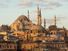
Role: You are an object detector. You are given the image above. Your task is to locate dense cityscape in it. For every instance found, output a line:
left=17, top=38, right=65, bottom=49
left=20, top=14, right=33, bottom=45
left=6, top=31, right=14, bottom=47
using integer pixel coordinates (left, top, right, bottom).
left=0, top=6, right=68, bottom=51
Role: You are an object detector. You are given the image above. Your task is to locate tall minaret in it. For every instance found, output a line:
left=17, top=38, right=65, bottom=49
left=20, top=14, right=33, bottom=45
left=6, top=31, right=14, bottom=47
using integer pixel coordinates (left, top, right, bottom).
left=44, top=18, right=46, bottom=29
left=54, top=16, right=56, bottom=26
left=37, top=6, right=42, bottom=26
left=27, top=10, right=29, bottom=19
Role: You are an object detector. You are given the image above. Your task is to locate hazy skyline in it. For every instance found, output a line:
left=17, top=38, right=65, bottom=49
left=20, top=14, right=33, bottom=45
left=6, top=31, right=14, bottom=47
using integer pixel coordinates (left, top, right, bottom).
left=0, top=0, right=68, bottom=28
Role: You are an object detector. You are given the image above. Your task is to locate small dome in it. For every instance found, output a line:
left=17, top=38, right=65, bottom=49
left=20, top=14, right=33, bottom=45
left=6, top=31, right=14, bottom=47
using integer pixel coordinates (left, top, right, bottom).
left=49, top=25, right=57, bottom=30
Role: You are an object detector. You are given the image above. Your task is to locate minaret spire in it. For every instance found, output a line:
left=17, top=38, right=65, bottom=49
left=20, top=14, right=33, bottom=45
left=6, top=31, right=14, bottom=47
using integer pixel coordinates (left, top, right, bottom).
left=37, top=5, right=42, bottom=26
left=44, top=18, right=46, bottom=29
left=27, top=10, right=29, bottom=19
left=54, top=16, right=56, bottom=26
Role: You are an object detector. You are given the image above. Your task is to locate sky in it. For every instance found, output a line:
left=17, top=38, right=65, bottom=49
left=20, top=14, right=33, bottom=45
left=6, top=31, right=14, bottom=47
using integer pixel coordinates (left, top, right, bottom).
left=0, top=0, right=68, bottom=28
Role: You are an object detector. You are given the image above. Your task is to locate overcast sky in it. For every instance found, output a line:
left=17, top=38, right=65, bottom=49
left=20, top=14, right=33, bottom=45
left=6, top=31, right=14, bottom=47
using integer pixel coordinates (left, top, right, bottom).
left=0, top=0, right=68, bottom=28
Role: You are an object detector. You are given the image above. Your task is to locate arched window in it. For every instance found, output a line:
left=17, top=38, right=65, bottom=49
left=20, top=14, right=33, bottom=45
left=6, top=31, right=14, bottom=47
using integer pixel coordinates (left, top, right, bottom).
left=30, top=30, right=32, bottom=33
left=0, top=45, right=1, bottom=48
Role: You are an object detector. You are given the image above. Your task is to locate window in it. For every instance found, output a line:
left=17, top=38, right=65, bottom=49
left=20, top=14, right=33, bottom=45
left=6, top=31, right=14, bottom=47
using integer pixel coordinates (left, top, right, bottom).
left=0, top=45, right=1, bottom=48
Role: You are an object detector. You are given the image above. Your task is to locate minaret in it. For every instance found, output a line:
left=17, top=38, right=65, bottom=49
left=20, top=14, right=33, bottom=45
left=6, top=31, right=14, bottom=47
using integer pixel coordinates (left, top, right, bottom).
left=37, top=6, right=42, bottom=26
left=27, top=10, right=29, bottom=19
left=44, top=18, right=46, bottom=29
left=54, top=16, right=56, bottom=26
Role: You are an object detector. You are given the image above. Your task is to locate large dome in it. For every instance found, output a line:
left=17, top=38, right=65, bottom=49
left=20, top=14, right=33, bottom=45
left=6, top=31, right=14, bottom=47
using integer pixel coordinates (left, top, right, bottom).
left=10, top=15, right=32, bottom=31
left=15, top=15, right=30, bottom=22
left=10, top=15, right=46, bottom=33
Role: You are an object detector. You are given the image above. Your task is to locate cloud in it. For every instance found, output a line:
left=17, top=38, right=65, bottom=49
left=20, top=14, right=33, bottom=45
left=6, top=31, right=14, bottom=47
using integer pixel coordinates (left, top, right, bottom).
left=18, top=0, right=68, bottom=10
left=0, top=4, right=8, bottom=8
left=0, top=0, right=9, bottom=8
left=18, top=0, right=33, bottom=8
left=0, top=0, right=20, bottom=8
left=19, top=0, right=61, bottom=9
left=0, top=0, right=67, bottom=9
left=59, top=0, right=68, bottom=2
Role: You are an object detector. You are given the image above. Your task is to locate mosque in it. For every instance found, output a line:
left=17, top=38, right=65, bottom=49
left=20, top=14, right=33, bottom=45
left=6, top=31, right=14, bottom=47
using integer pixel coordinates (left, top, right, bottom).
left=10, top=6, right=66, bottom=38
left=9, top=6, right=68, bottom=51
left=0, top=6, right=68, bottom=51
